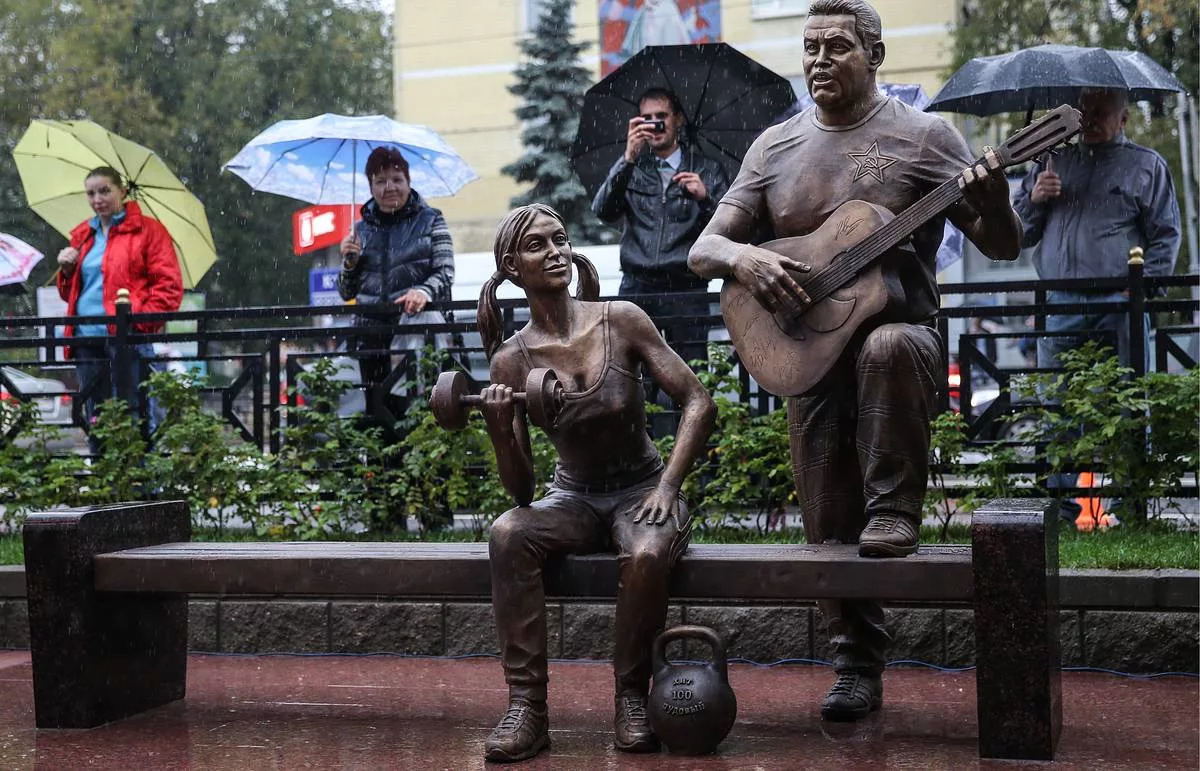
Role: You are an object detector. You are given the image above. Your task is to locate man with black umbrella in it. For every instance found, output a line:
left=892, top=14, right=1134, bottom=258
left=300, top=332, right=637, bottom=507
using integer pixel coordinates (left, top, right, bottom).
left=592, top=87, right=729, bottom=367
left=689, top=0, right=1021, bottom=723
left=1014, top=87, right=1181, bottom=371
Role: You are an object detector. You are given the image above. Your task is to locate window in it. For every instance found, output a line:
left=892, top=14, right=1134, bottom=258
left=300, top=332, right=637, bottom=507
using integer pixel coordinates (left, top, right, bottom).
left=751, top=0, right=811, bottom=19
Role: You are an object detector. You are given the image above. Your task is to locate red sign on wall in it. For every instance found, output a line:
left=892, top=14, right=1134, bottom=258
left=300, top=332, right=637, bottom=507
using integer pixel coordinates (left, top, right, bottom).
left=292, top=204, right=354, bottom=255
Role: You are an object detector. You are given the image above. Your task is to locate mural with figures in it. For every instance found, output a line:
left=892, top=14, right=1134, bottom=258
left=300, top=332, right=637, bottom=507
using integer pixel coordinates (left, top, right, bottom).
left=599, top=0, right=721, bottom=76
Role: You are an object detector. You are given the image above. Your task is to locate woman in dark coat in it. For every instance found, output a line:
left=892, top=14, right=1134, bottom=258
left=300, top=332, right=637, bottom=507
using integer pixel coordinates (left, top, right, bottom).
left=337, top=146, right=455, bottom=392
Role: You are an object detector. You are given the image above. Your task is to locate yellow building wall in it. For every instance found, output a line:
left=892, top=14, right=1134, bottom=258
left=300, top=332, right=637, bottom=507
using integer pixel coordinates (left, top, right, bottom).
left=394, top=0, right=961, bottom=252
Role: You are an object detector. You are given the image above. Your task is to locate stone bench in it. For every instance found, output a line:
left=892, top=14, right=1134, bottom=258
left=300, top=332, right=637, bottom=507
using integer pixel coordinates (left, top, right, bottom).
left=23, top=498, right=1061, bottom=760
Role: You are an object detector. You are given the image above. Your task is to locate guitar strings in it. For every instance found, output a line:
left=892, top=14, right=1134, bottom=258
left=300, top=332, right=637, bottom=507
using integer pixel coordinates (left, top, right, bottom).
left=803, top=180, right=964, bottom=303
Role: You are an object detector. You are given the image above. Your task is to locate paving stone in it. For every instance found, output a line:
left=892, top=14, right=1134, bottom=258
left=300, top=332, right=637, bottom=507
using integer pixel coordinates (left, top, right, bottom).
left=0, top=599, right=29, bottom=649
left=1059, top=611, right=1083, bottom=667
left=886, top=608, right=945, bottom=666
left=221, top=600, right=328, bottom=654
left=187, top=600, right=219, bottom=653
left=443, top=603, right=496, bottom=656
left=442, top=603, right=564, bottom=659
left=560, top=603, right=616, bottom=660
left=1083, top=610, right=1200, bottom=674
left=330, top=602, right=443, bottom=655
left=943, top=609, right=1080, bottom=669
left=944, top=608, right=975, bottom=668
left=685, top=605, right=810, bottom=665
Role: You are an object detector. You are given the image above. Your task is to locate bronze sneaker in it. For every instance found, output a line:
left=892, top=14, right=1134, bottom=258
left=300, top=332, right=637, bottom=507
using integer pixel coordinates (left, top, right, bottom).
left=484, top=698, right=550, bottom=763
left=614, top=694, right=660, bottom=753
left=820, top=672, right=883, bottom=721
left=858, top=513, right=919, bottom=558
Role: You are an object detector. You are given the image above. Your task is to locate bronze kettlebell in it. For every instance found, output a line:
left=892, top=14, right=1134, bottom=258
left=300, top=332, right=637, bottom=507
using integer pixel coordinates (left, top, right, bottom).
left=648, top=625, right=737, bottom=755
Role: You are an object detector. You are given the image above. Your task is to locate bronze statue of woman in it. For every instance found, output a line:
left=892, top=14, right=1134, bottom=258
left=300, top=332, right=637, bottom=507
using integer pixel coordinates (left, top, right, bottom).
left=475, top=203, right=715, bottom=762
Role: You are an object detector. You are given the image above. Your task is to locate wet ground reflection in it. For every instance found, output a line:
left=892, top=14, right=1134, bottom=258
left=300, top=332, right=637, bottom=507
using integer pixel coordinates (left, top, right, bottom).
left=0, top=651, right=1195, bottom=769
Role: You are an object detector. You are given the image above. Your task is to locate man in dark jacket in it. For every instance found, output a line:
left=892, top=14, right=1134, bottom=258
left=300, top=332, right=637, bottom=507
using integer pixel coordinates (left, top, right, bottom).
left=592, top=87, right=729, bottom=366
left=1013, top=87, right=1181, bottom=370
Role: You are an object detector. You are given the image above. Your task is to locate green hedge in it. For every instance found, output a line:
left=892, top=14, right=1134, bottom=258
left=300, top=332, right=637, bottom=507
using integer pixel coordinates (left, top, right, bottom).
left=1, top=345, right=1196, bottom=541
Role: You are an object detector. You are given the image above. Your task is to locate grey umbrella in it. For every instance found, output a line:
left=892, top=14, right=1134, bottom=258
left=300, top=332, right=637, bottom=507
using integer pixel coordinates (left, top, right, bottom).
left=927, top=44, right=1187, bottom=118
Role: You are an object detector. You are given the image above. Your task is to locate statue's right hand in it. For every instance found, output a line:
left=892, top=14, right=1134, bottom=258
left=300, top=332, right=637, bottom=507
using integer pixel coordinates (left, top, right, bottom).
left=56, top=247, right=80, bottom=270
left=731, top=245, right=812, bottom=315
left=478, top=383, right=517, bottom=431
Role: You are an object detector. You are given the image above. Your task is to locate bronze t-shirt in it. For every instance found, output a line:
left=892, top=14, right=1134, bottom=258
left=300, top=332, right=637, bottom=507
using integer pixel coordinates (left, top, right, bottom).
left=721, top=98, right=974, bottom=323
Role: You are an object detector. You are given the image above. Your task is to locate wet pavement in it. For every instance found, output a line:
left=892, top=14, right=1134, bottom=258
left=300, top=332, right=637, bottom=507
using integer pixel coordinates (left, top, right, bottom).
left=0, top=650, right=1195, bottom=770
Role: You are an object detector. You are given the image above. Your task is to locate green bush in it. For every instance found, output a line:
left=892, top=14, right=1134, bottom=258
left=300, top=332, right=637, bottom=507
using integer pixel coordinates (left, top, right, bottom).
left=1, top=344, right=1194, bottom=540
left=676, top=344, right=793, bottom=533
left=144, top=370, right=277, bottom=534
left=926, top=409, right=1022, bottom=542
left=0, top=399, right=87, bottom=524
left=1012, top=342, right=1199, bottom=524
left=268, top=357, right=405, bottom=539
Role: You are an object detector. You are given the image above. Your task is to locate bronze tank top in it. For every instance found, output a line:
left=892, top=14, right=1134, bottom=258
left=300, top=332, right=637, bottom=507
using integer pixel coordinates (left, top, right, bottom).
left=514, top=302, right=663, bottom=493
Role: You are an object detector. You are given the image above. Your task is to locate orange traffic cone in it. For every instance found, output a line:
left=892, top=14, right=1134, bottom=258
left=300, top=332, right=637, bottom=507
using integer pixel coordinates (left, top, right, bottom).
left=1074, top=472, right=1116, bottom=531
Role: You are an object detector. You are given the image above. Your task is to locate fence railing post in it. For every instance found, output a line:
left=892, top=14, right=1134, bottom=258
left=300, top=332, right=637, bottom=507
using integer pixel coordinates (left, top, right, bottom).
left=1128, top=246, right=1147, bottom=377
left=113, top=288, right=134, bottom=410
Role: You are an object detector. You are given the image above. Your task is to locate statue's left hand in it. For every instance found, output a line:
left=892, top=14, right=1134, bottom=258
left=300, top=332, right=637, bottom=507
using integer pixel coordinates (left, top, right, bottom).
left=631, top=482, right=679, bottom=526
left=959, top=146, right=1009, bottom=210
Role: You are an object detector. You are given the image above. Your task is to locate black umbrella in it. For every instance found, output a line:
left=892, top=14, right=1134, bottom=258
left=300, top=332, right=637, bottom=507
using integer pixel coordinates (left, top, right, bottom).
left=927, top=44, right=1187, bottom=118
left=571, top=43, right=796, bottom=199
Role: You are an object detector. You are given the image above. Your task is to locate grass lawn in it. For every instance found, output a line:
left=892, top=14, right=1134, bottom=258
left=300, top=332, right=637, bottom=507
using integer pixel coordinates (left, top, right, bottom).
left=0, top=522, right=1196, bottom=570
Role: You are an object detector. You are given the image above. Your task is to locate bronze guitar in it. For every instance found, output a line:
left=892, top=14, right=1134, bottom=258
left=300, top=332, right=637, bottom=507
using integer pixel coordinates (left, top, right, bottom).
left=720, top=104, right=1082, bottom=397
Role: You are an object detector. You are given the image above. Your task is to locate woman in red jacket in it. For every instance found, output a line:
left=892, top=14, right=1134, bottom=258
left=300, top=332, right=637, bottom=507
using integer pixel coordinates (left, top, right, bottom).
left=55, top=166, right=183, bottom=444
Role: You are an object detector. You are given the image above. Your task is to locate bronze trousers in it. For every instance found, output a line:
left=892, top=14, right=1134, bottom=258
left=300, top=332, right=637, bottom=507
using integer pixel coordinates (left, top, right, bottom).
left=488, top=477, right=691, bottom=702
left=787, top=322, right=941, bottom=675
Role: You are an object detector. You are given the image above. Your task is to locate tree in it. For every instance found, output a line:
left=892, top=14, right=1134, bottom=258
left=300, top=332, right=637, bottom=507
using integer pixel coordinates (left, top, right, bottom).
left=951, top=0, right=1197, bottom=97
left=501, top=0, right=615, bottom=246
left=0, top=0, right=392, bottom=310
left=0, top=1, right=64, bottom=317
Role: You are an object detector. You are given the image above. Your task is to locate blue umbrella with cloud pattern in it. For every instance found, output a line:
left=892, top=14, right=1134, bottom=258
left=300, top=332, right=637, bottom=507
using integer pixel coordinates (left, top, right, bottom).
left=222, top=114, right=478, bottom=212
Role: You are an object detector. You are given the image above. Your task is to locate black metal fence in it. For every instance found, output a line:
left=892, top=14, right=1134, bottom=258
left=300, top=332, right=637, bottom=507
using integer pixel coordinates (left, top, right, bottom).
left=1, top=265, right=1196, bottom=461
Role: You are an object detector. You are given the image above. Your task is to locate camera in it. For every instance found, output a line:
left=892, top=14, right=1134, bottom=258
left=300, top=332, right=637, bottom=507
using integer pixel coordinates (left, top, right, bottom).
left=642, top=119, right=666, bottom=133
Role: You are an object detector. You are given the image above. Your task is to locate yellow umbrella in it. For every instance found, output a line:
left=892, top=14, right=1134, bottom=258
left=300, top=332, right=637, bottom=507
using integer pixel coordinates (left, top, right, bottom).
left=13, top=119, right=216, bottom=288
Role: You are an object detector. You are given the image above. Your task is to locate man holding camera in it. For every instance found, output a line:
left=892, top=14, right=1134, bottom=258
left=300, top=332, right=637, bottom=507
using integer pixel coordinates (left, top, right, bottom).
left=592, top=87, right=729, bottom=367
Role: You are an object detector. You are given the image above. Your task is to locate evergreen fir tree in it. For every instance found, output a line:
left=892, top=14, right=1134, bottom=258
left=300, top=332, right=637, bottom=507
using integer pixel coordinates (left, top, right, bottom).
left=502, top=0, right=615, bottom=245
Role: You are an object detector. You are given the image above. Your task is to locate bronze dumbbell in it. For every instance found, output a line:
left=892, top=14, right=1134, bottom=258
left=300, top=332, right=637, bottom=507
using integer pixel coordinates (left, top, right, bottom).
left=429, top=368, right=564, bottom=430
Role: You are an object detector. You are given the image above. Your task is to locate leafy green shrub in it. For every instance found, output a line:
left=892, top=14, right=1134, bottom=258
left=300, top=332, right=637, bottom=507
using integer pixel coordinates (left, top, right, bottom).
left=926, top=409, right=1023, bottom=542
left=1012, top=342, right=1199, bottom=524
left=0, top=399, right=86, bottom=526
left=269, top=357, right=405, bottom=539
left=686, top=345, right=793, bottom=533
left=392, top=387, right=558, bottom=537
left=143, top=371, right=277, bottom=533
left=86, top=397, right=152, bottom=503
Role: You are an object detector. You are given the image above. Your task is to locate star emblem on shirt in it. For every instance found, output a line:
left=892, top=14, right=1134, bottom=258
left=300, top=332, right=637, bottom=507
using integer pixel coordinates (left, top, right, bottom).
left=847, top=141, right=898, bottom=183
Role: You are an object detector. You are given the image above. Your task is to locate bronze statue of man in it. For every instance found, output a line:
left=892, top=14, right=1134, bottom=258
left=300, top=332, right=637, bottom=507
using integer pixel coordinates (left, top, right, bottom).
left=688, top=0, right=1021, bottom=721
left=476, top=203, right=716, bottom=762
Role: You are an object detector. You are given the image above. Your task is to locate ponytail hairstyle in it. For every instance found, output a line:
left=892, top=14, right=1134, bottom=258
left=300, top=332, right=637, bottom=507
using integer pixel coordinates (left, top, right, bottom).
left=477, top=203, right=602, bottom=359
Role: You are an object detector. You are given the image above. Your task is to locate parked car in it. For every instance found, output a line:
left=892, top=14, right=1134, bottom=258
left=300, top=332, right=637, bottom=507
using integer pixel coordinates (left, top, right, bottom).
left=0, top=365, right=73, bottom=425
